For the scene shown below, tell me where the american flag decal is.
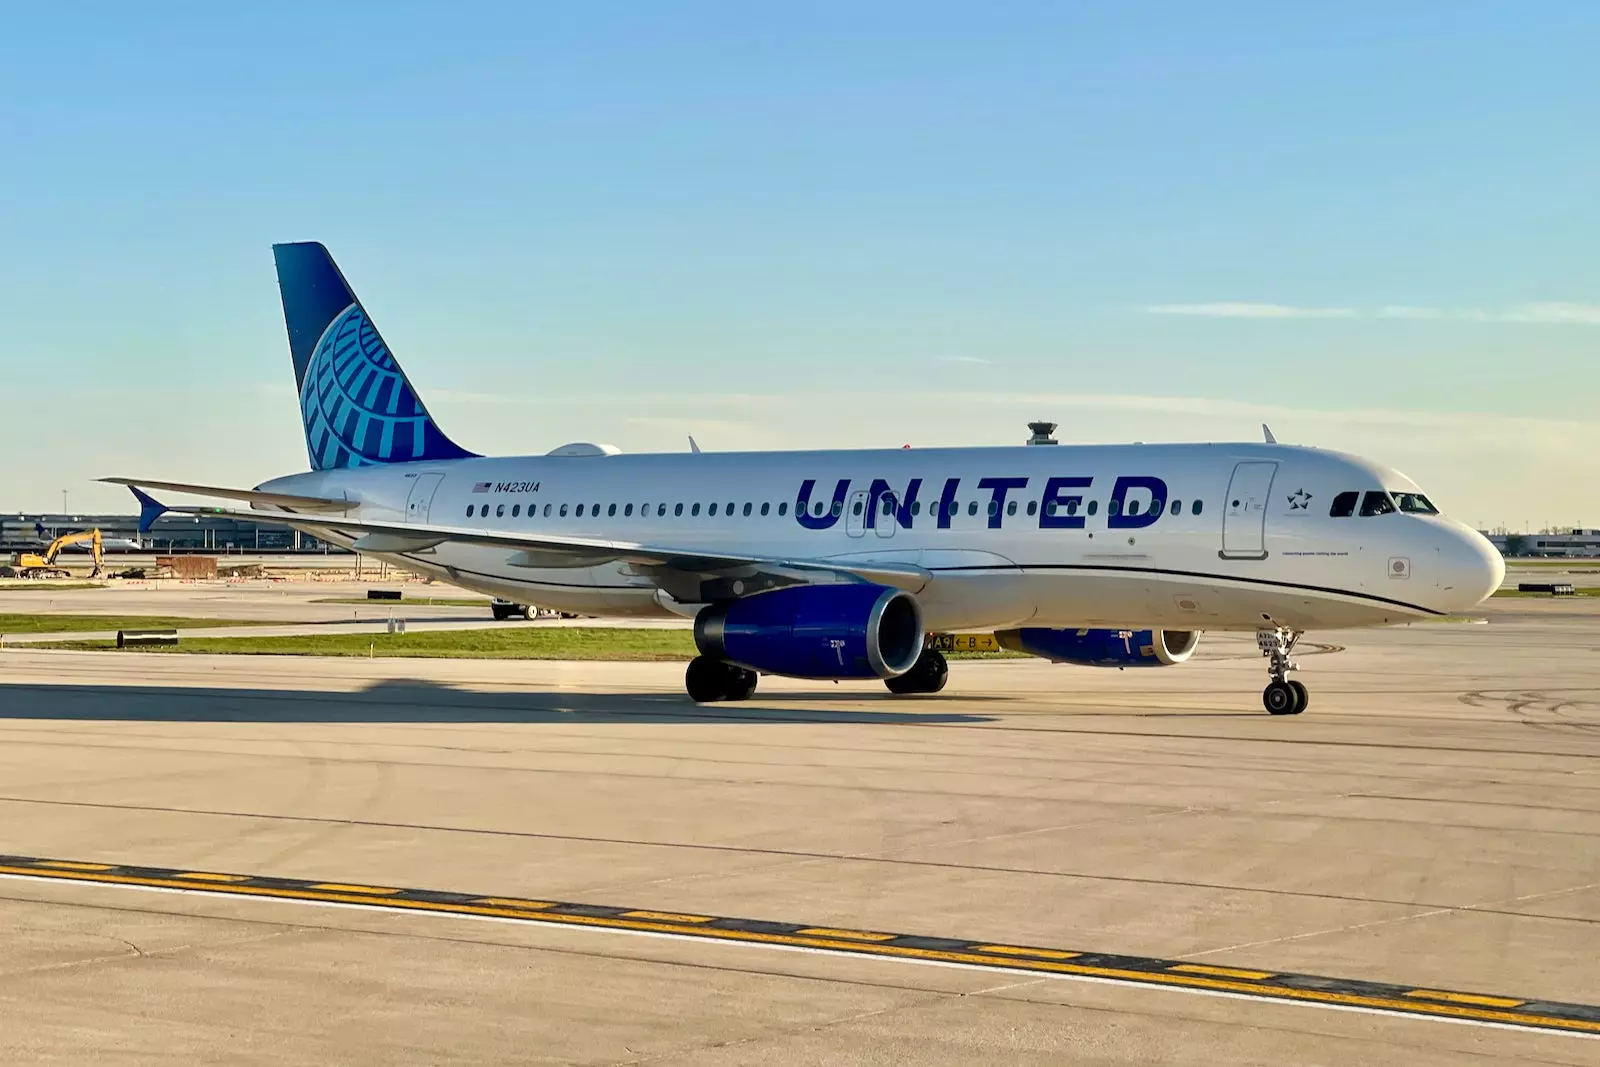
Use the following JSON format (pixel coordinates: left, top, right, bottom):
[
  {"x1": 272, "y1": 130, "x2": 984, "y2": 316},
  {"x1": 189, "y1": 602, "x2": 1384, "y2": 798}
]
[{"x1": 472, "y1": 482, "x2": 492, "y2": 493}]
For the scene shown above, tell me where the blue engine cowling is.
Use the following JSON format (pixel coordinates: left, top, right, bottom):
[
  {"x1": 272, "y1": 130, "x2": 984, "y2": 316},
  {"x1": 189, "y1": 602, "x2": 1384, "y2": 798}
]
[
  {"x1": 994, "y1": 628, "x2": 1200, "y2": 667},
  {"x1": 694, "y1": 584, "x2": 924, "y2": 679}
]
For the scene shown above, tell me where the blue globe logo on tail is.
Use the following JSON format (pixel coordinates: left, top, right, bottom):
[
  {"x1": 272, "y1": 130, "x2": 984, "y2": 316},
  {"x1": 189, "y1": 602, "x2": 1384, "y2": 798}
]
[
  {"x1": 302, "y1": 304, "x2": 435, "y2": 468},
  {"x1": 276, "y1": 241, "x2": 475, "y2": 471}
]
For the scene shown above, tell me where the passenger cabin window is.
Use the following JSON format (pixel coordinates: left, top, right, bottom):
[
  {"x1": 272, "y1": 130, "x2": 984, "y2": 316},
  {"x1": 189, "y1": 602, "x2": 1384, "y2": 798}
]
[
  {"x1": 1360, "y1": 491, "x2": 1396, "y2": 517},
  {"x1": 1330, "y1": 491, "x2": 1359, "y2": 518},
  {"x1": 778, "y1": 502, "x2": 788, "y2": 516},
  {"x1": 1088, "y1": 501, "x2": 1098, "y2": 516},
  {"x1": 709, "y1": 503, "x2": 719, "y2": 516},
  {"x1": 1191, "y1": 500, "x2": 1202, "y2": 515},
  {"x1": 1026, "y1": 501, "x2": 1037, "y2": 516},
  {"x1": 692, "y1": 503, "x2": 701, "y2": 516},
  {"x1": 559, "y1": 504, "x2": 568, "y2": 517},
  {"x1": 1392, "y1": 492, "x2": 1439, "y2": 515},
  {"x1": 465, "y1": 506, "x2": 475, "y2": 518},
  {"x1": 1170, "y1": 500, "x2": 1181, "y2": 515},
  {"x1": 512, "y1": 504, "x2": 521, "y2": 518},
  {"x1": 744, "y1": 502, "x2": 754, "y2": 517},
  {"x1": 575, "y1": 504, "x2": 584, "y2": 517}
]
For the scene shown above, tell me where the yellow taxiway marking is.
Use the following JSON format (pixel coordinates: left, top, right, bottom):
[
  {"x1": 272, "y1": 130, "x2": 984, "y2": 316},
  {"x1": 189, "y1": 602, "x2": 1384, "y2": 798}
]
[
  {"x1": 976, "y1": 945, "x2": 1082, "y2": 961},
  {"x1": 1170, "y1": 963, "x2": 1275, "y2": 981},
  {"x1": 1406, "y1": 989, "x2": 1526, "y2": 1009},
  {"x1": 621, "y1": 910, "x2": 714, "y2": 924},
  {"x1": 0, "y1": 857, "x2": 1593, "y2": 1038},
  {"x1": 473, "y1": 897, "x2": 555, "y2": 910},
  {"x1": 174, "y1": 872, "x2": 251, "y2": 883},
  {"x1": 796, "y1": 927, "x2": 897, "y2": 942},
  {"x1": 307, "y1": 883, "x2": 402, "y2": 896}
]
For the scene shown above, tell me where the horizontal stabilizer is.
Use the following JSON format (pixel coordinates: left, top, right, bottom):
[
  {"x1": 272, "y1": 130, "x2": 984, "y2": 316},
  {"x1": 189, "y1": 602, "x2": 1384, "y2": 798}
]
[{"x1": 100, "y1": 477, "x2": 354, "y2": 514}]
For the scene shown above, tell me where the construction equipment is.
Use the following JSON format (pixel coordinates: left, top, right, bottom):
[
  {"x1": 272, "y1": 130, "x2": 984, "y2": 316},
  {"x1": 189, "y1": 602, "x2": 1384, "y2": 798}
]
[{"x1": 7, "y1": 529, "x2": 105, "y2": 579}]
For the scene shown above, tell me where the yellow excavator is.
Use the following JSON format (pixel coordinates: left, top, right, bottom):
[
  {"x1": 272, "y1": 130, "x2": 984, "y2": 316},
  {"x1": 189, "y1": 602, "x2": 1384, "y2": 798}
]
[{"x1": 7, "y1": 529, "x2": 105, "y2": 579}]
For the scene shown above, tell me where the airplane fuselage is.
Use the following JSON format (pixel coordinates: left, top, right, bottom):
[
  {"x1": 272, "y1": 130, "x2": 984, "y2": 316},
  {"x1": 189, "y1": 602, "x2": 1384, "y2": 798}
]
[{"x1": 263, "y1": 440, "x2": 1503, "y2": 633}]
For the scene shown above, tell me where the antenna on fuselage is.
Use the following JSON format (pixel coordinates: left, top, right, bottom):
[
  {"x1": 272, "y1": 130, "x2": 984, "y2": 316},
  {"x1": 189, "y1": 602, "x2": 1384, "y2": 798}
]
[
  {"x1": 688, "y1": 435, "x2": 702, "y2": 454},
  {"x1": 1026, "y1": 421, "x2": 1059, "y2": 446},
  {"x1": 1262, "y1": 423, "x2": 1278, "y2": 444}
]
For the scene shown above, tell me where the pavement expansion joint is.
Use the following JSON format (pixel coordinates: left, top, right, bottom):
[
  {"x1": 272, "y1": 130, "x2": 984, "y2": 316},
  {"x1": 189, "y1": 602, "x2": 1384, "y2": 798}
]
[{"x1": 0, "y1": 852, "x2": 1595, "y2": 1038}]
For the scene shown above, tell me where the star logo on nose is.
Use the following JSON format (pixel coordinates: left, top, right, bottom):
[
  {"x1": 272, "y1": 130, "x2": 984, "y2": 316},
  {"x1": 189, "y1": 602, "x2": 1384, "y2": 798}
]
[{"x1": 1288, "y1": 488, "x2": 1312, "y2": 510}]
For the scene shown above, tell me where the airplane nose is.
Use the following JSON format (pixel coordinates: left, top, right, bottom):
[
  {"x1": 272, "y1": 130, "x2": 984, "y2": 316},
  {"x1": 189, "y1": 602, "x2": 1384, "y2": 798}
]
[{"x1": 1435, "y1": 524, "x2": 1504, "y2": 610}]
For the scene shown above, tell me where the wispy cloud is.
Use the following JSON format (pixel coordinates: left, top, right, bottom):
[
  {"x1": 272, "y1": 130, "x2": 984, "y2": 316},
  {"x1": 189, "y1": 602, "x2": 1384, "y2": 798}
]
[
  {"x1": 1146, "y1": 301, "x2": 1600, "y2": 324},
  {"x1": 1142, "y1": 302, "x2": 1356, "y2": 319},
  {"x1": 1381, "y1": 302, "x2": 1600, "y2": 325}
]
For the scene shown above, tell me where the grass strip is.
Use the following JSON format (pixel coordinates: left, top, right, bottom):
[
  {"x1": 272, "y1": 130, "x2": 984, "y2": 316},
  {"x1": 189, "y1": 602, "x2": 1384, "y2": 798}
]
[
  {"x1": 0, "y1": 614, "x2": 269, "y2": 634},
  {"x1": 312, "y1": 597, "x2": 492, "y2": 606},
  {"x1": 39, "y1": 627, "x2": 701, "y2": 660}
]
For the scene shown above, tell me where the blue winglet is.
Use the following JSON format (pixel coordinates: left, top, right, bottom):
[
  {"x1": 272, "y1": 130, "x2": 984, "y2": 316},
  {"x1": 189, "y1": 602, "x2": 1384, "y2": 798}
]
[{"x1": 128, "y1": 486, "x2": 168, "y2": 534}]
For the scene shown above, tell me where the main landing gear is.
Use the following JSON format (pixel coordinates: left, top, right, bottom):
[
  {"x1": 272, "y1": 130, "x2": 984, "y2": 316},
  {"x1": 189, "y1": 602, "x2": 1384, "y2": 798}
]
[
  {"x1": 885, "y1": 649, "x2": 948, "y2": 696},
  {"x1": 685, "y1": 656, "x2": 758, "y2": 703},
  {"x1": 1257, "y1": 627, "x2": 1309, "y2": 715}
]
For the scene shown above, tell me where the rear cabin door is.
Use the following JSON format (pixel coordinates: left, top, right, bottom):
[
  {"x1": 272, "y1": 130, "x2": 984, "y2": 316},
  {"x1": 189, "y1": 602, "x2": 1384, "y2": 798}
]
[
  {"x1": 406, "y1": 473, "x2": 446, "y2": 524},
  {"x1": 1221, "y1": 461, "x2": 1277, "y2": 559}
]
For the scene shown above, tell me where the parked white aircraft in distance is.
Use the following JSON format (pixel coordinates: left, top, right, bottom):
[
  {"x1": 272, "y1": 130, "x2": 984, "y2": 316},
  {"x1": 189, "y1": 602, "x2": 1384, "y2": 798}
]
[{"x1": 107, "y1": 243, "x2": 1504, "y2": 714}]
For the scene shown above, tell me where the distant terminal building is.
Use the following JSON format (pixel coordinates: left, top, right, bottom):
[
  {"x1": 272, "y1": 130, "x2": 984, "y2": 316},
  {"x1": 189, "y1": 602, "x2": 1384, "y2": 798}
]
[
  {"x1": 1, "y1": 511, "x2": 346, "y2": 554},
  {"x1": 1484, "y1": 530, "x2": 1600, "y2": 559}
]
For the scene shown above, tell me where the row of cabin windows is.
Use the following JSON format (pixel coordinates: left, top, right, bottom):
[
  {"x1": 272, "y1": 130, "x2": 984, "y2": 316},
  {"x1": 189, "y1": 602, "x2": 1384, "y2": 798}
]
[
  {"x1": 1328, "y1": 490, "x2": 1439, "y2": 518},
  {"x1": 467, "y1": 501, "x2": 789, "y2": 520},
  {"x1": 465, "y1": 497, "x2": 1205, "y2": 521}
]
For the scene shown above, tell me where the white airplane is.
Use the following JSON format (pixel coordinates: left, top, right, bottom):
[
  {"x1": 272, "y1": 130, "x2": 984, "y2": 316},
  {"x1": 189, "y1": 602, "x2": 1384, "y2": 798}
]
[{"x1": 107, "y1": 242, "x2": 1504, "y2": 714}]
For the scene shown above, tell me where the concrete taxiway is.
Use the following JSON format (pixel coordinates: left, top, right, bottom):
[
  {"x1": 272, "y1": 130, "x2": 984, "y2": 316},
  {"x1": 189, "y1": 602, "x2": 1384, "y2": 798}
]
[{"x1": 0, "y1": 605, "x2": 1596, "y2": 1063}]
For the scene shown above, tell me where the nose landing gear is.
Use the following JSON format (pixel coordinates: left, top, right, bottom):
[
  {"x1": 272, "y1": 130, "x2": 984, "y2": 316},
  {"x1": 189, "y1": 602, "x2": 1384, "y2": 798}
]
[{"x1": 1257, "y1": 627, "x2": 1308, "y2": 715}]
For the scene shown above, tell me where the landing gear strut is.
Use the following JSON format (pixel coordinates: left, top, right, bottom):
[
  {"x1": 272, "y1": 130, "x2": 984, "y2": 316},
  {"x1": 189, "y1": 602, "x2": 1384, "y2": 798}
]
[
  {"x1": 885, "y1": 649, "x2": 948, "y2": 696},
  {"x1": 1257, "y1": 627, "x2": 1308, "y2": 715},
  {"x1": 685, "y1": 656, "x2": 758, "y2": 703}
]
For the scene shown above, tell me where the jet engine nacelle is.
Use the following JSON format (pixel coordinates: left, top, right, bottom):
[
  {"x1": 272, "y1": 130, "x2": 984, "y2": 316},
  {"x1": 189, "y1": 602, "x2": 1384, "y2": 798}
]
[
  {"x1": 695, "y1": 584, "x2": 924, "y2": 679},
  {"x1": 995, "y1": 628, "x2": 1200, "y2": 667}
]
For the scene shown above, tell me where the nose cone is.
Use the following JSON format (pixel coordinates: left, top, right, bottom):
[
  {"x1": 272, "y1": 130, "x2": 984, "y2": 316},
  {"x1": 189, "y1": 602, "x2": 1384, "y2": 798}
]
[{"x1": 1435, "y1": 524, "x2": 1505, "y2": 611}]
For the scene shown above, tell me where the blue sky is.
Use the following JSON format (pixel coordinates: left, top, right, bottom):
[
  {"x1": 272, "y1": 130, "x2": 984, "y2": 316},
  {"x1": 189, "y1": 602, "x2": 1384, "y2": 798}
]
[{"x1": 2, "y1": 2, "x2": 1596, "y2": 526}]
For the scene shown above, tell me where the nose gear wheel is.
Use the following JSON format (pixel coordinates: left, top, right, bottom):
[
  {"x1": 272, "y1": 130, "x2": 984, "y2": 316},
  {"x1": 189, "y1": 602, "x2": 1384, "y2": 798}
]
[{"x1": 1257, "y1": 627, "x2": 1308, "y2": 715}]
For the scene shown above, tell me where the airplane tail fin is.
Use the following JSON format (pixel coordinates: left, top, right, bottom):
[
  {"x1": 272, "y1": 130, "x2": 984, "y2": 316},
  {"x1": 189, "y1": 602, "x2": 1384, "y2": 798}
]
[{"x1": 272, "y1": 242, "x2": 476, "y2": 470}]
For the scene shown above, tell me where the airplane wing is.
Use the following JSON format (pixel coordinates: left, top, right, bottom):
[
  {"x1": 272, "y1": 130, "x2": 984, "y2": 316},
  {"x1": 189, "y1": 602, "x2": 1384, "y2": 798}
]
[{"x1": 109, "y1": 482, "x2": 931, "y2": 596}]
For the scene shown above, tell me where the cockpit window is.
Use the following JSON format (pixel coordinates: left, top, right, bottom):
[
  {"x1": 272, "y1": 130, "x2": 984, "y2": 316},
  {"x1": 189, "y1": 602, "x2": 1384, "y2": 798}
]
[
  {"x1": 1329, "y1": 491, "x2": 1358, "y2": 518},
  {"x1": 1359, "y1": 490, "x2": 1396, "y2": 517},
  {"x1": 1391, "y1": 491, "x2": 1439, "y2": 515}
]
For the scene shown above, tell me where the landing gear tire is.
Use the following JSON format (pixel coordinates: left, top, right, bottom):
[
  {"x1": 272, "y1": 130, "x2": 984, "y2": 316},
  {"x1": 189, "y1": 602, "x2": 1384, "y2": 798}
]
[
  {"x1": 1257, "y1": 626, "x2": 1309, "y2": 715},
  {"x1": 885, "y1": 649, "x2": 949, "y2": 696},
  {"x1": 685, "y1": 656, "x2": 758, "y2": 703},
  {"x1": 1263, "y1": 680, "x2": 1299, "y2": 715}
]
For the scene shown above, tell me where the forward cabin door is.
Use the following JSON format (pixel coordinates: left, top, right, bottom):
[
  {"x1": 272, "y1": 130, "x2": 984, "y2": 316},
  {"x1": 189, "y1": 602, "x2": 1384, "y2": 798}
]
[
  {"x1": 845, "y1": 488, "x2": 869, "y2": 538},
  {"x1": 406, "y1": 473, "x2": 446, "y2": 524},
  {"x1": 873, "y1": 490, "x2": 898, "y2": 538},
  {"x1": 1221, "y1": 461, "x2": 1277, "y2": 559}
]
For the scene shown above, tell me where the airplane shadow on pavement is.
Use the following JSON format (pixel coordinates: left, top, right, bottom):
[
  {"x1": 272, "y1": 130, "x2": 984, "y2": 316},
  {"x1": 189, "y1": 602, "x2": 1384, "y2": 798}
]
[{"x1": 0, "y1": 678, "x2": 997, "y2": 725}]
